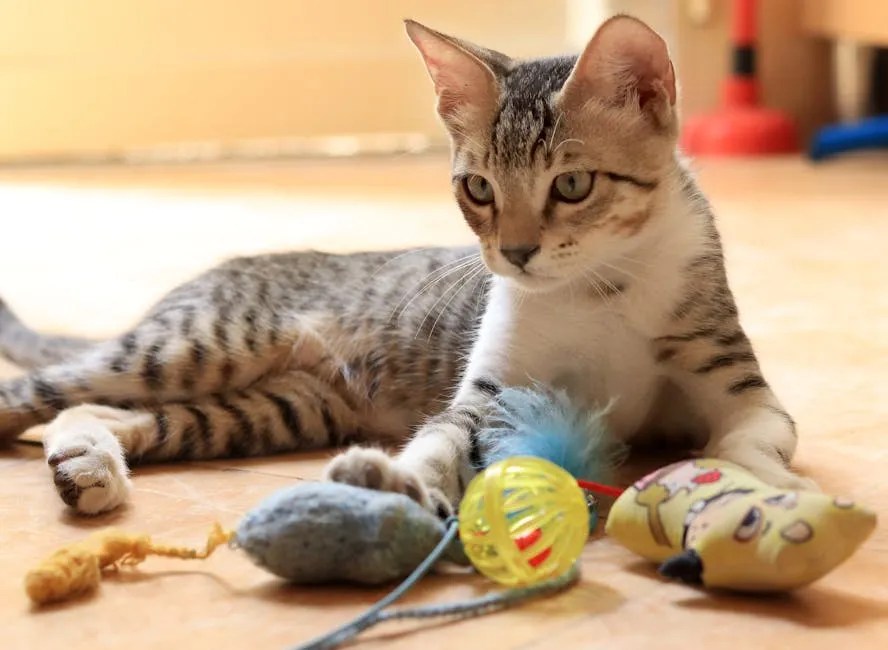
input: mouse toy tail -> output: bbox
[24,523,233,606]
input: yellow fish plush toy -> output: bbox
[606,459,877,592]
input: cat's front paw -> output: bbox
[754,465,820,492]
[706,441,820,492]
[324,446,453,518]
[43,406,132,515]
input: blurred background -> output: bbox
[1,0,884,163]
[0,0,885,334]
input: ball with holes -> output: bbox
[458,456,590,587]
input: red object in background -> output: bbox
[679,0,799,156]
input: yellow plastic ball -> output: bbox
[458,456,590,587]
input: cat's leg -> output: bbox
[325,375,498,517]
[0,296,96,369]
[653,326,815,490]
[326,282,515,517]
[0,304,296,441]
[45,370,360,514]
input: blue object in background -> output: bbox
[809,116,888,160]
[809,46,888,161]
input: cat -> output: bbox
[0,15,813,517]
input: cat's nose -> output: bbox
[500,245,540,269]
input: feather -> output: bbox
[478,383,628,485]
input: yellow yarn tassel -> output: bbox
[25,523,233,606]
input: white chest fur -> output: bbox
[458,218,705,440]
[467,280,666,439]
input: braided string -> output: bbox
[291,517,579,650]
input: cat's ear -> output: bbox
[559,15,676,125]
[404,19,507,127]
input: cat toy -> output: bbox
[26,385,876,648]
[606,458,877,592]
[26,457,596,650]
[25,386,626,650]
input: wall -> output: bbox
[0,1,569,161]
[0,1,837,161]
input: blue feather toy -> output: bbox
[475,383,628,533]
[479,384,628,483]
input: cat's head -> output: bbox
[405,15,680,292]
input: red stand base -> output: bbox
[681,107,799,156]
[679,79,800,156]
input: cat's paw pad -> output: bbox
[44,414,131,515]
[324,447,452,517]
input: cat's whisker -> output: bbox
[547,112,564,155]
[472,273,492,315]
[389,254,481,324]
[425,265,487,342]
[586,265,622,298]
[448,125,486,152]
[513,284,529,313]
[580,268,618,313]
[415,261,485,340]
[597,259,646,286]
[597,258,675,313]
[370,247,434,279]
[610,252,657,271]
[581,270,607,304]
[401,253,479,294]
[393,256,483,326]
[552,137,585,156]
[410,259,482,317]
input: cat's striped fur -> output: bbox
[0,15,812,516]
[0,248,492,512]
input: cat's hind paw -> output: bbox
[44,406,132,515]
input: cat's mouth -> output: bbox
[502,269,566,293]
[481,253,569,292]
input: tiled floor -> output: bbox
[1,153,887,649]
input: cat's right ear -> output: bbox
[558,15,676,128]
[404,20,505,127]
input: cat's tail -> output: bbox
[0,297,97,369]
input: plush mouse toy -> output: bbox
[234,481,470,584]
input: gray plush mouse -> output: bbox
[234,481,470,585]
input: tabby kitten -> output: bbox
[0,15,812,516]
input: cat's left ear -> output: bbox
[404,19,508,128]
[559,15,676,127]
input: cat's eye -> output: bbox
[463,175,495,205]
[733,506,763,542]
[551,171,594,203]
